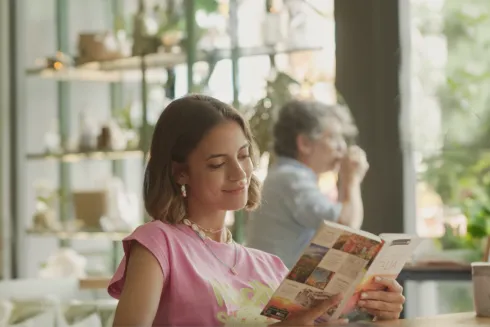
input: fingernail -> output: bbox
[361,292,368,299]
[358,300,366,306]
[375,276,382,282]
[339,318,349,325]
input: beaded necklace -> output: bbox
[183,218,239,275]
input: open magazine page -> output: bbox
[332,234,423,322]
[261,222,383,322]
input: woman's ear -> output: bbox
[172,161,188,185]
[296,134,313,156]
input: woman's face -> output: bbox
[298,119,347,175]
[180,120,253,211]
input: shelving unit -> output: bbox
[16,0,327,277]
[23,0,148,274]
[25,229,128,241]
[26,150,143,163]
[26,45,322,82]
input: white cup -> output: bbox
[471,262,490,317]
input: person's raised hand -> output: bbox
[271,294,349,326]
[339,145,369,185]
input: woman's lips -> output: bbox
[223,186,245,194]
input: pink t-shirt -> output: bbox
[108,220,289,326]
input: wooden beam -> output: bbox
[334,0,407,234]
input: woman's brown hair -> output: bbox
[144,94,261,224]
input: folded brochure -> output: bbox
[261,220,422,323]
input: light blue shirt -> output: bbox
[246,157,342,269]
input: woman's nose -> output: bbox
[229,161,247,181]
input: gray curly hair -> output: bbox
[273,100,357,159]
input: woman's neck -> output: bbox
[186,204,228,242]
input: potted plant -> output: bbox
[247,71,300,160]
[461,192,490,261]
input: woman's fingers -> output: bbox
[358,298,404,313]
[360,307,401,320]
[359,290,405,304]
[373,277,403,293]
[301,293,343,321]
[276,294,344,326]
[356,277,405,321]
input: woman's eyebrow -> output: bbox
[206,143,249,160]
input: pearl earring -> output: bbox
[181,184,187,198]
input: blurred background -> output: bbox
[1,0,489,325]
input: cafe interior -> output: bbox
[0,0,489,326]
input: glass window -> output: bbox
[408,0,490,316]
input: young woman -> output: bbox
[108,95,405,327]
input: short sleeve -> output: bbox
[107,222,170,299]
[288,173,342,229]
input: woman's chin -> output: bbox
[221,198,248,211]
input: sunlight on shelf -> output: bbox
[26,150,143,162]
[26,45,323,83]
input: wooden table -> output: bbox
[375,312,489,326]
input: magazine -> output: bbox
[261,220,422,323]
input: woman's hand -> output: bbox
[339,146,369,184]
[357,277,405,320]
[271,294,349,326]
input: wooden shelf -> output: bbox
[25,45,323,82]
[26,229,130,241]
[26,149,143,162]
[26,66,170,83]
[94,45,324,71]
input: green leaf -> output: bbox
[447,77,458,91]
[467,223,487,238]
[481,205,490,217]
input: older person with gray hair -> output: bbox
[246,99,369,268]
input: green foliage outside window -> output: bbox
[419,0,490,245]
[415,0,490,315]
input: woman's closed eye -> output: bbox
[208,153,249,170]
[238,152,250,160]
[208,162,225,170]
